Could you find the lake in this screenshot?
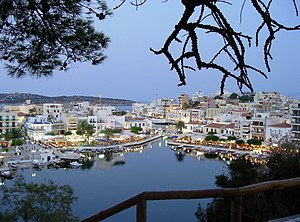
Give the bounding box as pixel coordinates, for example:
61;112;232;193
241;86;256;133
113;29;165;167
1;139;227;222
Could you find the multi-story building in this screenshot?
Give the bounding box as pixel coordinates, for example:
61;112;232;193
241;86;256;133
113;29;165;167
234;113;252;141
192;90;204;101
181;109;191;123
166;107;181;122
25;115;52;140
178;94;190;109
190;108;206;122
4;104;43;115
203;122;235;135
124;116;152;132
0;109;18;134
265;123;291;145
43;103;63;120
291;103;300;141
60;113;79;132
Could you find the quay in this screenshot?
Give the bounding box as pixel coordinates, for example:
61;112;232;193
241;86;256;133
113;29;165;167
166;140;269;163
0;134;163;174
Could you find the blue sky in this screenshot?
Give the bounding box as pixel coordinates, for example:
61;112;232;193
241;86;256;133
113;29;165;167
0;1;300;102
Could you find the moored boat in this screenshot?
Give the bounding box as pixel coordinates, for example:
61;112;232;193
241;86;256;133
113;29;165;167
69;161;82;168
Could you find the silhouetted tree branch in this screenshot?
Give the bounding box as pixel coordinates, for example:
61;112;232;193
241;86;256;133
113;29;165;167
119;0;300;94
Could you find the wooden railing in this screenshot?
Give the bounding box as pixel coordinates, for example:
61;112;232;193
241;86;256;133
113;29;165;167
81;177;300;222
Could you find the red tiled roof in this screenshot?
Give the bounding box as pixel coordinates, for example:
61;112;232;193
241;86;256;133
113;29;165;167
269;123;291;128
225;123;235;129
205;123;227;128
187;121;202;125
18;112;27;116
241;113;253;117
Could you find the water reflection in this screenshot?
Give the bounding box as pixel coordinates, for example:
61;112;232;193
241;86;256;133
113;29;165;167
1;139;227;222
175;150;185;162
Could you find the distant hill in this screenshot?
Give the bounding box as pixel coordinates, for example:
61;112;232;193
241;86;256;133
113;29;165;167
0;93;135;106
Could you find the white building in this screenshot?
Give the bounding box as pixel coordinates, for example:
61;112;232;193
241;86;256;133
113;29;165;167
265;123;291;145
43;103;63;120
25;115;52;140
291;103;300;141
0;109;18;134
124;116;152;132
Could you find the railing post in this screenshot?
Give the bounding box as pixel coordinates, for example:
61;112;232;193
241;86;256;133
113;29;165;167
136;200;147;222
231;196;242;222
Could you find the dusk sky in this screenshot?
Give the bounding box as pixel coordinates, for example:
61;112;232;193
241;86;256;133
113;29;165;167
1;1;300;102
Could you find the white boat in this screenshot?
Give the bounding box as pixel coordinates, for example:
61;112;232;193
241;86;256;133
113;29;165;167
0;170;14;180
32;159;43;167
69;161;82;168
8;162;18;170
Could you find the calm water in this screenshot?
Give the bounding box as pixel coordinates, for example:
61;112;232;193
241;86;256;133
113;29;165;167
1;139;226;222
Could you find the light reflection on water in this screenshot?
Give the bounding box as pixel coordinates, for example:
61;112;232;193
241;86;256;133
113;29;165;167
1;139;227;222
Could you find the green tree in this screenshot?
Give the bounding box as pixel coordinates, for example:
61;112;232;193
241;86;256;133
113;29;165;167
229;93;239;100
3;131;13;141
64;131;72;136
235;139;245;145
213;95;223;100
45;131;56;136
0;1;110;78
101;128;113;139
130;126;142;134
29;107;37;115
76;120;94;144
0;176;78;222
227;136;236;141
176;121;185;132
11;128;23;139
195;150;300;222
11;139;24;146
247;139;262;146
204;135;219;141
239;95;251;103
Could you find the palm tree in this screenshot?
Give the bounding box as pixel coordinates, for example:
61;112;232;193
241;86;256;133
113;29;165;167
176;121;185;132
76;120;94;145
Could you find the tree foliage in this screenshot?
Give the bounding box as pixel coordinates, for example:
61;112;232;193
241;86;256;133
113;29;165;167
247;138;262;146
176;120;185;132
204;135;219;141
229;93;239;100
195;150;300;221
130;126;142;134
0;176;78;222
76;120;94;144
0;0;111;77
1;0;299;93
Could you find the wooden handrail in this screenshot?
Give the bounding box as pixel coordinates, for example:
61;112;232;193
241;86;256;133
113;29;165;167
81;177;300;222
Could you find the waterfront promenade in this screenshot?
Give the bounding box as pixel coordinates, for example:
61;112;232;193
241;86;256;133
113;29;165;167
0;134;163;171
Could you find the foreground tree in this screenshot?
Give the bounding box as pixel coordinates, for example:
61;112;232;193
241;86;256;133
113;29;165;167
195;149;300;221
0;0;111;77
0;176;78;222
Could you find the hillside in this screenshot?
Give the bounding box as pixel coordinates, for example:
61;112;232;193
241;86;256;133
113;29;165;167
0;93;135;106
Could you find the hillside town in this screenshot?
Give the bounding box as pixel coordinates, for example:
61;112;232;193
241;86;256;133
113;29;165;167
0;91;300;147
0;90;300;174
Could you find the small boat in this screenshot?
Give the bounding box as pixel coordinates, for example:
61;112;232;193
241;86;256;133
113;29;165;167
0;170;14;180
8;162;18;170
69;161;82;168
32;159;42;168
